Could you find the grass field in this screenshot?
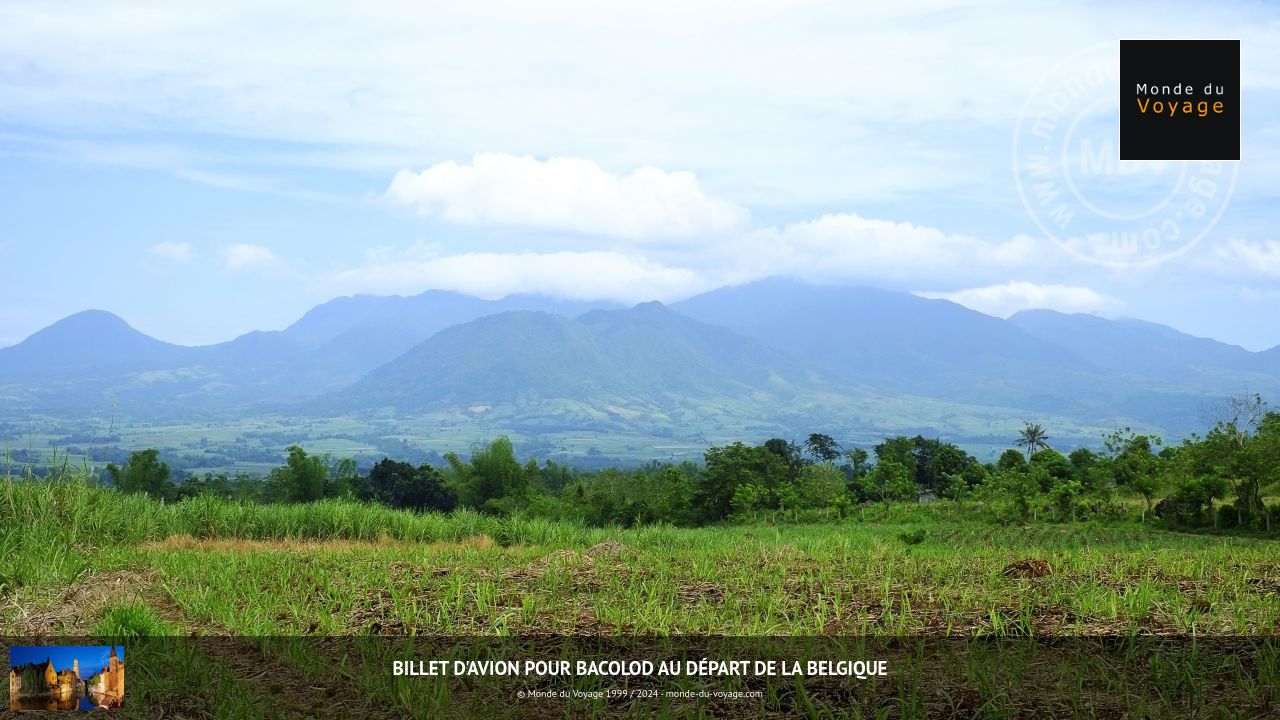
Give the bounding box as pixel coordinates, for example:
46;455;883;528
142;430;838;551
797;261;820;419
133;524;1280;637
4;477;1279;718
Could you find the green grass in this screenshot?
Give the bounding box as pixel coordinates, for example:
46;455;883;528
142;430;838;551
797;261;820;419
93;603;181;638
131;523;1279;637
5;475;1280;718
5;476;1279;637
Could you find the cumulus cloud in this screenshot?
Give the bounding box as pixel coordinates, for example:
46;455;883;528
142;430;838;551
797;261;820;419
722;214;1049;285
320;211;1073;305
223;243;284;273
322;250;707;303
915;281;1119;318
149;241;194;262
385;154;747;240
1206;237;1280;279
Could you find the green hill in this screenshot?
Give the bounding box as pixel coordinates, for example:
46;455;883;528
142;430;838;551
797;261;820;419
329;303;824;417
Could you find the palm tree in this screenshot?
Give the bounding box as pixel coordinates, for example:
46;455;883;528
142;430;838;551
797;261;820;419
1016;423;1050;460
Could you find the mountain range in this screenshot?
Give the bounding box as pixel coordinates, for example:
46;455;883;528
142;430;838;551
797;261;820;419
2;278;1277;443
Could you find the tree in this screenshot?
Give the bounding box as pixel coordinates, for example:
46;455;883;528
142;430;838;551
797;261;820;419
1104;428;1164;520
1154;396;1279;530
870;438;921;499
844;448;871;477
996;449;1027;472
1158;472;1228;527
1029;448;1072;491
869;460;915;517
700;442;790;522
645;466;695;525
986;468;1038;521
404;465;458;512
797;462;848;513
775;483;802;521
730;483;765;522
448;436;527;513
330;457;365;499
368;458;413;505
106;448;173;498
940;472;969;501
367;458;459;513
873;437;919;486
173;472;233;501
1015;423;1050;460
537;459;576;494
1051;479;1083;522
803;433;842;463
277;445;329;502
763;438;806;479
1068;447;1110;492
231;472;259;502
918;439;977;492
1210;397;1278;530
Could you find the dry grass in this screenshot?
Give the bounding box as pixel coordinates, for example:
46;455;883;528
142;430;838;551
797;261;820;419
1002;558;1054;579
2;569;166;636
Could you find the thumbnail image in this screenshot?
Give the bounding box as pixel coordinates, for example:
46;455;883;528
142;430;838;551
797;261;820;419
9;646;124;712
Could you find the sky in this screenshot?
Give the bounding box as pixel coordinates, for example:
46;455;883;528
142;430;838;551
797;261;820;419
1;0;1278;350
10;645;123;678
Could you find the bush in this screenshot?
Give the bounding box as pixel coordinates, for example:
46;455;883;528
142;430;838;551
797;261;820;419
897;527;928;546
1217;505;1238;529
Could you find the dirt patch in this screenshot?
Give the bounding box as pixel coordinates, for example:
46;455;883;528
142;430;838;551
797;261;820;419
4;569;170;636
506;549;589;582
1002;558;1053;579
585;540;629;559
674;581;726;605
493;542;630;584
344;587;408;636
1244;577;1280;596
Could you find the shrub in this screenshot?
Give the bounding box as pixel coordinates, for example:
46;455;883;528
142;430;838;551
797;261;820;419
897;527;928;546
1217;505;1238;529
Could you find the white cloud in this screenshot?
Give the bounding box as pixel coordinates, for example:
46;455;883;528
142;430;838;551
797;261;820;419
223;243;284;273
322;250;707;303
1206;237;1280;279
915;281;1118;318
319;210;1077;305
5;2;1274;204
385;154;747;240
720;214;1051;285
149;241;194;263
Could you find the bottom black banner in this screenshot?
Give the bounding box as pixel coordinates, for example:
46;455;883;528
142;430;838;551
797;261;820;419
3;636;1276;718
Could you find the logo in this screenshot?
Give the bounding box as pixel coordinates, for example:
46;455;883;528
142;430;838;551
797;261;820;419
1013;43;1238;268
1120;40;1240;160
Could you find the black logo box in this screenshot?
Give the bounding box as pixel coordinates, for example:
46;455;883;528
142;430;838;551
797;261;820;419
1120;39;1240;160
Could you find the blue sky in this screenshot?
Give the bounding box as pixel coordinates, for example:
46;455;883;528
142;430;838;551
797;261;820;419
1;1;1278;349
10;645;123;678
